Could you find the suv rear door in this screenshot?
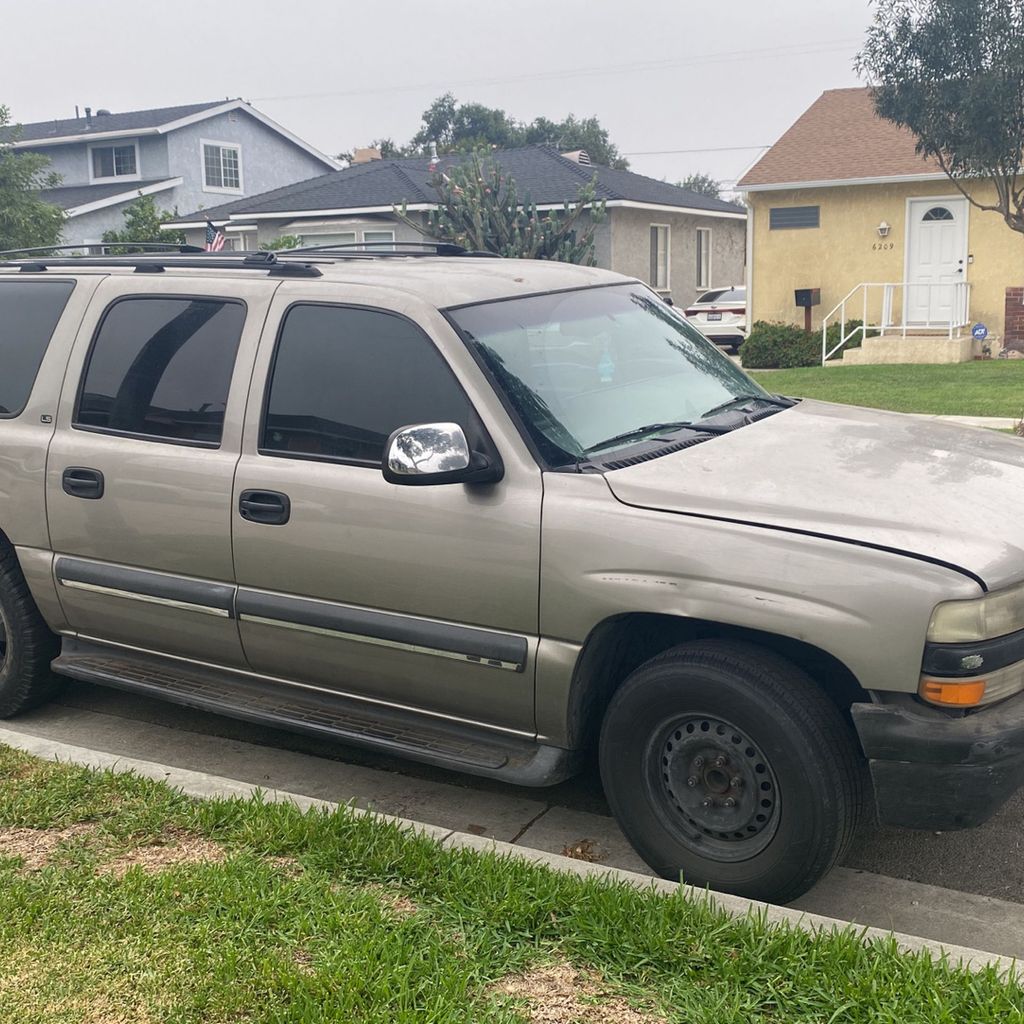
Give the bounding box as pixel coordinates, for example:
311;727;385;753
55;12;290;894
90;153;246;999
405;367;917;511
45;275;278;666
231;283;542;733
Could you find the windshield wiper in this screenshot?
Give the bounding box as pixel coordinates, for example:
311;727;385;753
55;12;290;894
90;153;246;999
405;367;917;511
699;393;794;420
584;420;729;455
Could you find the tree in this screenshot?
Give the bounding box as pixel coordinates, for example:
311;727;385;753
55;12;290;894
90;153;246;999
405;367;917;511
857;0;1024;233
350;94;629;169
102;194;186;248
520;114;628;169
0;105;64;252
395;150;605;264
676;173;722;199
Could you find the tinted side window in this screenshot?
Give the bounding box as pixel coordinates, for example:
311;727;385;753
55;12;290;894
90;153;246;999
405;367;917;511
262;305;475;465
0;280;75;417
75;297;245;445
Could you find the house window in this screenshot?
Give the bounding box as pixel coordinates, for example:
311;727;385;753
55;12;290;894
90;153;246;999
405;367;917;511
90;143;138;181
649;225;669;290
299;231;356;248
696;228;711;289
202;142;242;192
922;206;954;222
769;206;820;230
363;229;395;250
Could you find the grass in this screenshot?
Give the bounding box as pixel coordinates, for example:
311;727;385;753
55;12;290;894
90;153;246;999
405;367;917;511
747;361;1024;417
1;745;1022;1023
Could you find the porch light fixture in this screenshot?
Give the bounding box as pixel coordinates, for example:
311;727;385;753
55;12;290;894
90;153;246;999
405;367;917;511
877;220;891;237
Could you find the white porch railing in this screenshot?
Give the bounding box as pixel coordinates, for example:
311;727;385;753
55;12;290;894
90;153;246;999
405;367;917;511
821;281;972;365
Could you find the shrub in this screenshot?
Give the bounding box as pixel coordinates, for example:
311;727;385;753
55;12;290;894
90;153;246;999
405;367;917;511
741;319;879;368
740;321;820;369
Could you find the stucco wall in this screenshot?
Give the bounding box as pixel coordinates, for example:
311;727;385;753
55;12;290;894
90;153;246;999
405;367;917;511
609;207;745;305
748;180;1024;343
164;110;331;221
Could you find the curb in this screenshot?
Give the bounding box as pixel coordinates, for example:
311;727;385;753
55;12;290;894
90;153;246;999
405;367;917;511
0;726;1017;979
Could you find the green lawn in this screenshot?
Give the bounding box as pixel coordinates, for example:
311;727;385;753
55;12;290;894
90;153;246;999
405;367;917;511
1;745;1021;1023
747;361;1024;417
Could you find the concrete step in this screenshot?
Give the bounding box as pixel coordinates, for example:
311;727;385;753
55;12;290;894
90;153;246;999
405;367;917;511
837;333;975;365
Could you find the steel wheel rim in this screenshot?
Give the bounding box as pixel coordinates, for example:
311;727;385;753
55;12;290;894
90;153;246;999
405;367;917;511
646;713;781;863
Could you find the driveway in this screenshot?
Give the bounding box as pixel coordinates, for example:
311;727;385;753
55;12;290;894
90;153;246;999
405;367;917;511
4;682;1023;959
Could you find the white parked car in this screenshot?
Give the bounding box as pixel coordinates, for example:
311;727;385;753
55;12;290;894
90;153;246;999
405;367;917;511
684;286;747;352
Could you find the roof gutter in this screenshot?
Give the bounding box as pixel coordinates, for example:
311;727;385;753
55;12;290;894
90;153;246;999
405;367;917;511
741;171;951;192
165;198;746;229
66;177;183;218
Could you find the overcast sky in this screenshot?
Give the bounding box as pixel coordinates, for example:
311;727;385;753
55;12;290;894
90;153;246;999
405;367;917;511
6;0;871;190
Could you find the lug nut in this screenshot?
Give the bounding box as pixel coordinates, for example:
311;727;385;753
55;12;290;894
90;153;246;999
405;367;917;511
730;776;743;788
701;798;714;808
723;797;736;808
693;755;705;768
714;755;727;768
686;776;698;788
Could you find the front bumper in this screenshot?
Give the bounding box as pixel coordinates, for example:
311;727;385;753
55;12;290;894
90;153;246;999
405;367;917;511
851;690;1024;829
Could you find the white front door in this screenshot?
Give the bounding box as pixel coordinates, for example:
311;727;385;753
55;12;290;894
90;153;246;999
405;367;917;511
905;197;968;325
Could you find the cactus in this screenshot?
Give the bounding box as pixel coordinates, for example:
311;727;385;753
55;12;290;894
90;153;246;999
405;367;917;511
395;151;605;264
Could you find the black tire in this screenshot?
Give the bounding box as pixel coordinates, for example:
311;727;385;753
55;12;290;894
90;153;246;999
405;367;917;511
0;545;62;718
599;640;863;903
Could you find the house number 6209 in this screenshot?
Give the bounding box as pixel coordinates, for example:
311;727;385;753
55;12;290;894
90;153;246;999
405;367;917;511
872;242;895;251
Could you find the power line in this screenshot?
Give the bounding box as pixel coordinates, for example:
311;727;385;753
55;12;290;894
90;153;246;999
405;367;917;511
623;144;770;156
251;38;861;104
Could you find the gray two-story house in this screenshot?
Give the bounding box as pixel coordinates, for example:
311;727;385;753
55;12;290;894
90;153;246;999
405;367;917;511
5;99;338;247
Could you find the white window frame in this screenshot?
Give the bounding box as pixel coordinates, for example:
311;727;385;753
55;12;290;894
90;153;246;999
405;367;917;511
650;224;670;291
201;139;244;194
696;227;712;290
362;228;395;250
87;140;141;184
298;229;357;248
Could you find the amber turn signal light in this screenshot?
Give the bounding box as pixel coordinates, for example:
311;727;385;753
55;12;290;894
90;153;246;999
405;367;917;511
919;677;987;707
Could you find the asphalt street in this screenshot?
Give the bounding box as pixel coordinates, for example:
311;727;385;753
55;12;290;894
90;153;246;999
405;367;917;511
4;681;1023;958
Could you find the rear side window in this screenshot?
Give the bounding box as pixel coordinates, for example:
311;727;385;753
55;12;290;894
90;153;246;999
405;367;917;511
75;297;245;445
0;280;75;417
262;304;475;465
696;288;745;305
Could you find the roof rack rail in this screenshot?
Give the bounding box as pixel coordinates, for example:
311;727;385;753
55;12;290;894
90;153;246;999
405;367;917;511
2;250;323;278
285;241;500;258
0;242;206;258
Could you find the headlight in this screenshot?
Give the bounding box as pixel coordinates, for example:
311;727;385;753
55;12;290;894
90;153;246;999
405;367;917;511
927;581;1024;642
921;581;1024;708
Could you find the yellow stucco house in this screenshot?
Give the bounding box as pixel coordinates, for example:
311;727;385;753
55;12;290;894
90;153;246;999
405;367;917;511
739;88;1024;363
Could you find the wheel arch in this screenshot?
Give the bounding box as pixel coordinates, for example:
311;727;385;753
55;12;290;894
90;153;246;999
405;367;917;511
563;612;869;751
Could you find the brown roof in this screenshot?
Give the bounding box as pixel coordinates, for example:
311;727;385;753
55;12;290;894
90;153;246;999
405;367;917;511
739;87;943;188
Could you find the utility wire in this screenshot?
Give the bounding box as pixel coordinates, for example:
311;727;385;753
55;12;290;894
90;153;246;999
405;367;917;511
251;37;860;104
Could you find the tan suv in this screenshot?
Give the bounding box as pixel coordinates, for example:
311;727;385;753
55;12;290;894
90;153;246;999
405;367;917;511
1;243;1023;904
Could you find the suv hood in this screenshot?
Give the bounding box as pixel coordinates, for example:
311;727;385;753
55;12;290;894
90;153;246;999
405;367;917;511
603;400;1024;591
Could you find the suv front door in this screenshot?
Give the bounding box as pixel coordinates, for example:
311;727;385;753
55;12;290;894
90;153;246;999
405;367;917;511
46;276;278;667
231;284;542;733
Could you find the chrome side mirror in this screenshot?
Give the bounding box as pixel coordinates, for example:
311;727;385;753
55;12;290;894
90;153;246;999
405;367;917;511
382;423;503;486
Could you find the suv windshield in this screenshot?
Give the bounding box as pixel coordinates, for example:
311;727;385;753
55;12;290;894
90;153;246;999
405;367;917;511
451;284;772;466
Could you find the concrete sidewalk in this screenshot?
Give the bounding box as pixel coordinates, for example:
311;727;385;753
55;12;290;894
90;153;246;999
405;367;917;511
911;413;1018;429
3;697;1024;965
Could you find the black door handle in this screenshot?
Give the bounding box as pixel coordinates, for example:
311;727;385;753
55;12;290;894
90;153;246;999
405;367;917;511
239;489;290;525
62;467;104;500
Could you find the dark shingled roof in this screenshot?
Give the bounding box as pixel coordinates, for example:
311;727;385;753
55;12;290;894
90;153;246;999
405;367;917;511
173;146;744;223
2;100;229;144
41;179;176;211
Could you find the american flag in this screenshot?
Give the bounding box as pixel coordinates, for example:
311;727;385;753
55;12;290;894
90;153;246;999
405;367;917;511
205;220;226;252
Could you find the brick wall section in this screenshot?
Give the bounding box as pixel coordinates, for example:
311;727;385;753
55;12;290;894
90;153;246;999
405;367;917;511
1005;288;1024;352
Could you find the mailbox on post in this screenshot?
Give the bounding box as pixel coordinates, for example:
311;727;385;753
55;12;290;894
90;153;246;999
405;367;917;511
794;288;821;332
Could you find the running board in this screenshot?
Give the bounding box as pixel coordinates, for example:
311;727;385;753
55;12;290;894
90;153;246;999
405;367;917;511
52;639;579;787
